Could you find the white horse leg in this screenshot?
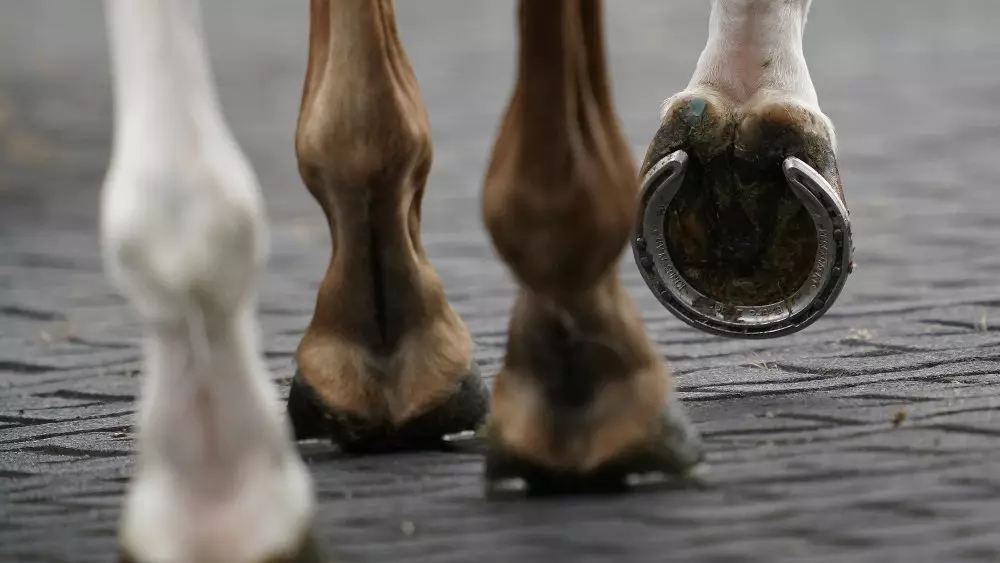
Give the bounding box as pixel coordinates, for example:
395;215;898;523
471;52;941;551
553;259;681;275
679;0;831;140
634;0;848;338
101;1;317;561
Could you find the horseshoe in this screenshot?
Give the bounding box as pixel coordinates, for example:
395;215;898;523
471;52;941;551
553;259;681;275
631;150;854;339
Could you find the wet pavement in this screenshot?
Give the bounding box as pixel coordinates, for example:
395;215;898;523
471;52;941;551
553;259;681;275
3;1;1000;562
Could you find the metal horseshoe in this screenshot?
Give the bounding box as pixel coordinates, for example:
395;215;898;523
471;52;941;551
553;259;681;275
631;150;854;339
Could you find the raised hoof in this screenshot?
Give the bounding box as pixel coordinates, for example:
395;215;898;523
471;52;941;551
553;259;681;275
118;532;327;563
632;93;853;339
484;396;705;498
287;364;490;453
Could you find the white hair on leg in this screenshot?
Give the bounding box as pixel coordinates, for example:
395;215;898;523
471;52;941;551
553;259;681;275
663;0;835;151
101;1;315;561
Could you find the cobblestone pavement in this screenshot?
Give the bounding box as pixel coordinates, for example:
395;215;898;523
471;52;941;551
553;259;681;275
3;1;1000;562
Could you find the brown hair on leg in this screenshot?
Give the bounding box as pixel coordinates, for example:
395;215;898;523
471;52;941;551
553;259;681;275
288;0;488;452
484;0;634;294
482;0;703;494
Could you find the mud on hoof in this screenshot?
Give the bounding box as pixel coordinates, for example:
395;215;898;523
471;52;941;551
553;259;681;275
483;288;704;498
634;91;852;338
287;364;489;453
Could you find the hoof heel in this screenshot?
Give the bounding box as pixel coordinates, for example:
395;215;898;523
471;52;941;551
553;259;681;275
485;397;705;498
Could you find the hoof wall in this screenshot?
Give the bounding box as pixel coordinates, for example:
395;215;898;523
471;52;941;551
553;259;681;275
118;532;328;563
484;401;705;498
287;365;490;453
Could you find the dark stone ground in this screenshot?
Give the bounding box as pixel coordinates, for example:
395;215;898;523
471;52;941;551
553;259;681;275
3;1;1000;562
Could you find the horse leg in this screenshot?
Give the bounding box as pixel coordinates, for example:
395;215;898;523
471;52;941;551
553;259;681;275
482;0;704;494
637;0;848;336
102;1;320;561
288;0;489;451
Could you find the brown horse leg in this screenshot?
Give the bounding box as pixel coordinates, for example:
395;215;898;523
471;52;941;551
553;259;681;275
288;0;488;452
482;0;704;494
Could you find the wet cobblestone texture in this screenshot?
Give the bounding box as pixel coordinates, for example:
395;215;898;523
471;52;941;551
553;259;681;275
3;1;1000;562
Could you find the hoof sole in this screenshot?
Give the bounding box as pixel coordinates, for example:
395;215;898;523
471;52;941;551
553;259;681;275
632;94;853;339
